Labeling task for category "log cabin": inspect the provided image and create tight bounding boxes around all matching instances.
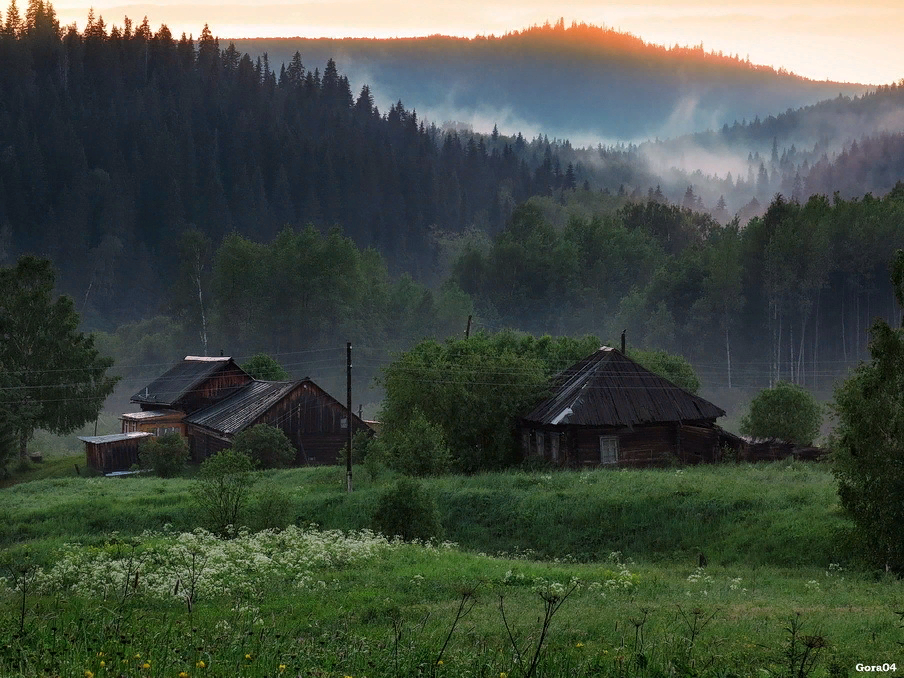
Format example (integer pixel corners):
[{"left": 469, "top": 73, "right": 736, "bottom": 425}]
[{"left": 519, "top": 346, "right": 726, "bottom": 468}]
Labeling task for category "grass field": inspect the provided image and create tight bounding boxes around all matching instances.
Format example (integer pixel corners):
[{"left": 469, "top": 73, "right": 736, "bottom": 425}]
[{"left": 1, "top": 461, "right": 901, "bottom": 677}]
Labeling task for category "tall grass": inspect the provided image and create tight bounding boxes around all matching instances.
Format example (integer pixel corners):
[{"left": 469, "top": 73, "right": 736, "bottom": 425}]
[{"left": 1, "top": 462, "right": 852, "bottom": 568}]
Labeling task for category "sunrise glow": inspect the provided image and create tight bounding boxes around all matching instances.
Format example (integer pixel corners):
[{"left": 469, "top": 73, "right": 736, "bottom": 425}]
[{"left": 44, "top": 1, "right": 903, "bottom": 85}]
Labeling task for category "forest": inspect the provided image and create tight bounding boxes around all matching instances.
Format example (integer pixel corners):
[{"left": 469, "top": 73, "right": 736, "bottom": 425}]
[
  {"left": 2, "top": 1, "right": 904, "bottom": 405},
  {"left": 234, "top": 20, "right": 866, "bottom": 141}
]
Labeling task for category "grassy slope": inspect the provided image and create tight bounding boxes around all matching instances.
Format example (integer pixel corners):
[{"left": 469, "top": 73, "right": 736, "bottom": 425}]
[
  {"left": 1, "top": 463, "right": 901, "bottom": 677},
  {"left": 1, "top": 462, "right": 852, "bottom": 568}
]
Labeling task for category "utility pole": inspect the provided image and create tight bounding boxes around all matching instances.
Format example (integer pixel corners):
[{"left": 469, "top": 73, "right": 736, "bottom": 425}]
[
  {"left": 465, "top": 314, "right": 472, "bottom": 338},
  {"left": 346, "top": 341, "right": 353, "bottom": 493}
]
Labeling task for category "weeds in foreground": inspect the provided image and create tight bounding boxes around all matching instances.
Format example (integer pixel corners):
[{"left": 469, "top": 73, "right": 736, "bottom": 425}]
[
  {"left": 0, "top": 525, "right": 898, "bottom": 677},
  {"left": 781, "top": 613, "right": 827, "bottom": 678},
  {"left": 499, "top": 579, "right": 579, "bottom": 678}
]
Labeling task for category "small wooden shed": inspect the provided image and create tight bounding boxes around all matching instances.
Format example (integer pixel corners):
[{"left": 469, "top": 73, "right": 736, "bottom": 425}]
[
  {"left": 79, "top": 432, "right": 153, "bottom": 474},
  {"left": 184, "top": 378, "right": 372, "bottom": 465},
  {"left": 519, "top": 347, "right": 726, "bottom": 468}
]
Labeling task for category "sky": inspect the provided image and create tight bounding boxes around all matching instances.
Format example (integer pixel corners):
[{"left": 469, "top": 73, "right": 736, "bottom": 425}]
[{"left": 46, "top": 0, "right": 903, "bottom": 85}]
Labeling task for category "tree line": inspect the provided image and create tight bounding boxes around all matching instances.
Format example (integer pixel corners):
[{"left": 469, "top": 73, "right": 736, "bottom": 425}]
[
  {"left": 452, "top": 188, "right": 904, "bottom": 389},
  {"left": 0, "top": 0, "right": 572, "bottom": 327},
  {"left": 94, "top": 185, "right": 904, "bottom": 402}
]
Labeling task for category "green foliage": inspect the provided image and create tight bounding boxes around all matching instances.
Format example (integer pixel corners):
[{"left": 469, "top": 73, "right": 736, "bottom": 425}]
[
  {"left": 192, "top": 449, "right": 256, "bottom": 536},
  {"left": 371, "top": 476, "right": 442, "bottom": 541},
  {"left": 0, "top": 462, "right": 854, "bottom": 568},
  {"left": 138, "top": 432, "right": 189, "bottom": 478},
  {"left": 241, "top": 353, "right": 290, "bottom": 381},
  {"left": 231, "top": 424, "right": 296, "bottom": 469},
  {"left": 379, "top": 331, "right": 600, "bottom": 472},
  {"left": 249, "top": 486, "right": 295, "bottom": 531},
  {"left": 628, "top": 348, "right": 701, "bottom": 393},
  {"left": 374, "top": 407, "right": 452, "bottom": 477},
  {"left": 832, "top": 303, "right": 904, "bottom": 571},
  {"left": 0, "top": 410, "right": 16, "bottom": 477},
  {"left": 740, "top": 381, "right": 822, "bottom": 445},
  {"left": 0, "top": 257, "right": 119, "bottom": 460}
]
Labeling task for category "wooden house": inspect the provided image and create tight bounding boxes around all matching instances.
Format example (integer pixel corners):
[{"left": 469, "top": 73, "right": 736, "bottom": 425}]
[
  {"left": 118, "top": 355, "right": 252, "bottom": 438},
  {"left": 129, "top": 355, "right": 251, "bottom": 414},
  {"left": 183, "top": 378, "right": 372, "bottom": 464},
  {"left": 79, "top": 432, "right": 153, "bottom": 474},
  {"left": 519, "top": 347, "right": 726, "bottom": 468},
  {"left": 89, "top": 355, "right": 370, "bottom": 473}
]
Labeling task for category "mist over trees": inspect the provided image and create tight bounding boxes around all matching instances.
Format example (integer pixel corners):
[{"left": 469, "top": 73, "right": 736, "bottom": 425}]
[
  {"left": 234, "top": 20, "right": 867, "bottom": 141},
  {"left": 453, "top": 189, "right": 904, "bottom": 390},
  {"left": 3, "top": 1, "right": 904, "bottom": 410}
]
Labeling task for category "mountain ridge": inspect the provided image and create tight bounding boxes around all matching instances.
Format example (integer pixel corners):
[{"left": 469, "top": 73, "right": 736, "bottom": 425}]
[{"left": 233, "top": 21, "right": 870, "bottom": 142}]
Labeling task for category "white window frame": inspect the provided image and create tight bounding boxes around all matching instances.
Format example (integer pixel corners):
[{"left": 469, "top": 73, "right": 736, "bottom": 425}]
[{"left": 599, "top": 435, "right": 619, "bottom": 465}]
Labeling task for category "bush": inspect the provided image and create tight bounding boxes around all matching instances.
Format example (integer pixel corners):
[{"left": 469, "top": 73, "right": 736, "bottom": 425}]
[
  {"left": 740, "top": 381, "right": 822, "bottom": 445},
  {"left": 138, "top": 432, "right": 189, "bottom": 477},
  {"left": 231, "top": 423, "right": 296, "bottom": 469},
  {"left": 192, "top": 448, "right": 256, "bottom": 536},
  {"left": 249, "top": 487, "right": 295, "bottom": 531},
  {"left": 372, "top": 476, "right": 442, "bottom": 542},
  {"left": 378, "top": 408, "right": 451, "bottom": 476}
]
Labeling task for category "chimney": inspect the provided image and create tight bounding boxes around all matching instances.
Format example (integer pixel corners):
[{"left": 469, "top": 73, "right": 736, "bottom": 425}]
[{"left": 621, "top": 329, "right": 626, "bottom": 353}]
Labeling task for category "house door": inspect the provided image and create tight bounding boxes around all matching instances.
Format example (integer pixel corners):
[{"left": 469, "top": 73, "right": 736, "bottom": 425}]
[{"left": 599, "top": 435, "right": 619, "bottom": 465}]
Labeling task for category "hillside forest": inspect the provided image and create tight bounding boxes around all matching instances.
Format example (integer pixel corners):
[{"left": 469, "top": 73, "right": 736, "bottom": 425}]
[{"left": 2, "top": 3, "right": 904, "bottom": 403}]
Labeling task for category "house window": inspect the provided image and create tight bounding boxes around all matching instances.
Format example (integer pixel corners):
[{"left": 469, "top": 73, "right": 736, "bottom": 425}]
[
  {"left": 551, "top": 433, "right": 559, "bottom": 462},
  {"left": 599, "top": 435, "right": 619, "bottom": 465},
  {"left": 340, "top": 417, "right": 348, "bottom": 430},
  {"left": 535, "top": 431, "right": 545, "bottom": 457}
]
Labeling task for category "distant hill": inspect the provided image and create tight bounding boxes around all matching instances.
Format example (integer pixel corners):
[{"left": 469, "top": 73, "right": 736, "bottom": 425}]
[
  {"left": 678, "top": 82, "right": 904, "bottom": 154},
  {"left": 234, "top": 21, "right": 869, "bottom": 142},
  {"left": 627, "top": 83, "right": 904, "bottom": 213}
]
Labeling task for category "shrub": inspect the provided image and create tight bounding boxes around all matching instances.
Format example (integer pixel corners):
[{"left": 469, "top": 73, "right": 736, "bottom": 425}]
[
  {"left": 192, "top": 448, "right": 256, "bottom": 536},
  {"left": 740, "top": 381, "right": 822, "bottom": 445},
  {"left": 249, "top": 487, "right": 295, "bottom": 531},
  {"left": 372, "top": 476, "right": 442, "bottom": 542},
  {"left": 378, "top": 408, "right": 451, "bottom": 476},
  {"left": 138, "top": 432, "right": 189, "bottom": 478},
  {"left": 231, "top": 423, "right": 296, "bottom": 469}
]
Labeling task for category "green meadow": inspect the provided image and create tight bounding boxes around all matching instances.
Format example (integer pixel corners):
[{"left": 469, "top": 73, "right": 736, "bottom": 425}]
[{"left": 1, "top": 459, "right": 901, "bottom": 677}]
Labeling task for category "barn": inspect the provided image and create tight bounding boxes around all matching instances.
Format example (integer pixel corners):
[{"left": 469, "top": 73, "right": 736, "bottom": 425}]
[
  {"left": 183, "top": 378, "right": 371, "bottom": 465},
  {"left": 519, "top": 346, "right": 726, "bottom": 468}
]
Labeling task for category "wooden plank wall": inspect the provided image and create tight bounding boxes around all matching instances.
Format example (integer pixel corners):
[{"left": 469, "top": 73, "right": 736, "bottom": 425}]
[
  {"left": 186, "top": 382, "right": 370, "bottom": 465},
  {"left": 521, "top": 423, "right": 721, "bottom": 469},
  {"left": 677, "top": 424, "right": 721, "bottom": 464},
  {"left": 84, "top": 439, "right": 142, "bottom": 474},
  {"left": 181, "top": 366, "right": 252, "bottom": 413},
  {"left": 188, "top": 430, "right": 231, "bottom": 462},
  {"left": 256, "top": 383, "right": 369, "bottom": 464}
]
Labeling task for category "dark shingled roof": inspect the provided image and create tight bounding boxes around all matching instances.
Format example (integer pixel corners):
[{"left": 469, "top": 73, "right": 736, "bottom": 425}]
[
  {"left": 522, "top": 347, "right": 724, "bottom": 427},
  {"left": 183, "top": 380, "right": 299, "bottom": 435},
  {"left": 131, "top": 356, "right": 239, "bottom": 406}
]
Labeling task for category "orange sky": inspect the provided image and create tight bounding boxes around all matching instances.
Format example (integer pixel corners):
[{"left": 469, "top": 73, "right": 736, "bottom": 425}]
[{"left": 46, "top": 1, "right": 903, "bottom": 85}]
